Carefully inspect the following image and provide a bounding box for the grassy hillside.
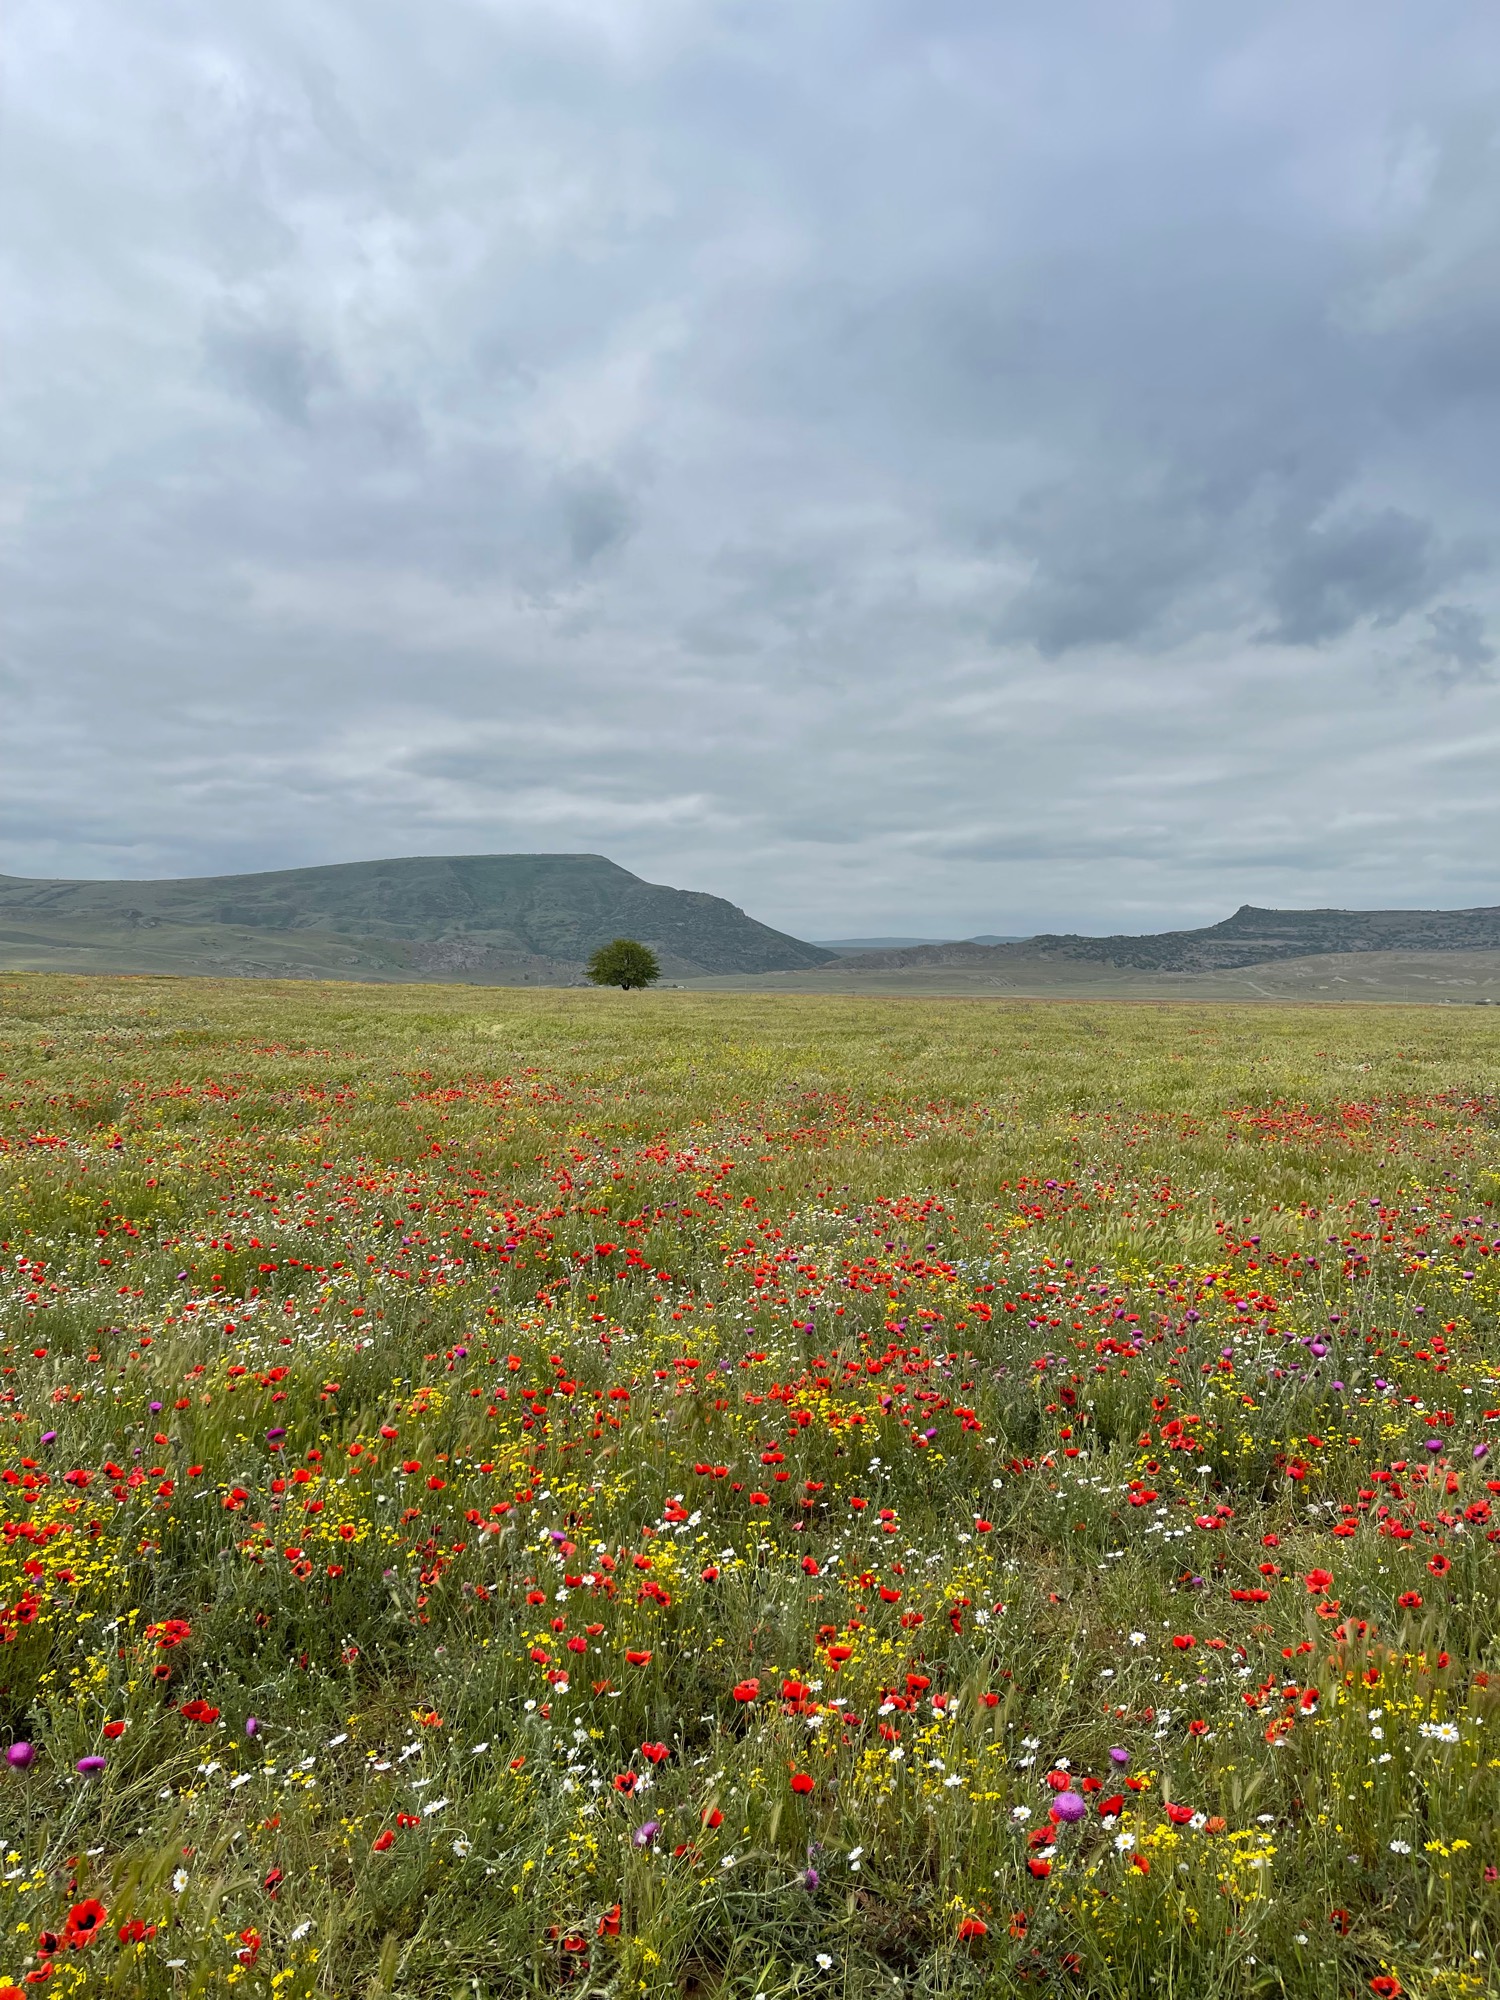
[0,854,834,981]
[0,974,1496,1997]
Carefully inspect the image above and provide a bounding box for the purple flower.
[803,1866,820,1890]
[1109,1746,1130,1767]
[632,1820,659,1848]
[39,1432,56,1447]
[1425,1439,1443,1453]
[245,1717,261,1737]
[1475,1444,1489,1462]
[6,1742,35,1770]
[1053,1791,1087,1824]
[75,1756,106,1775]
[149,1401,163,1414]
[266,1427,286,1441]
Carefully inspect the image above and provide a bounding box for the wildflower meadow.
[0,975,1497,2000]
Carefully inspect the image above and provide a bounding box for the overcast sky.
[3,0,1499,939]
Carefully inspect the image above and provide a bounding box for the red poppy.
[1027,1857,1052,1878]
[1428,1555,1451,1576]
[789,1772,815,1795]
[957,1917,988,1939]
[63,1899,108,1945]
[102,1720,126,1740]
[597,1903,622,1938]
[1304,1569,1334,1594]
[641,1742,669,1764]
[1164,1803,1195,1825]
[179,1699,219,1724]
[625,1650,652,1666]
[1398,1592,1423,1609]
[702,1806,724,1828]
[372,1830,395,1851]
[1329,1909,1351,1935]
[732,1679,760,1701]
[1370,1979,1403,1997]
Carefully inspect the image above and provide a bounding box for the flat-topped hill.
[836,903,1500,975]
[0,853,834,982]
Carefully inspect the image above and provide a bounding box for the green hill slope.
[0,854,833,982]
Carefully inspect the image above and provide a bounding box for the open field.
[0,976,1497,1998]
[682,950,1500,1005]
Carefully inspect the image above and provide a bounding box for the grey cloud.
[1261,507,1444,646]
[1420,603,1496,685]
[204,317,336,426]
[3,0,1500,937]
[561,475,635,567]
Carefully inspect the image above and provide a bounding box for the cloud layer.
[3,0,1498,936]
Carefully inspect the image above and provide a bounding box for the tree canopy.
[586,937,661,989]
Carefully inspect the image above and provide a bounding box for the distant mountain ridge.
[0,854,834,982]
[839,904,1500,975]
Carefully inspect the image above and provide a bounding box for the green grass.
[0,976,1496,1999]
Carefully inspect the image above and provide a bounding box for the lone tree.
[586,937,661,990]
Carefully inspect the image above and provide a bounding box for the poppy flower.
[1164,1803,1195,1825]
[641,1742,669,1764]
[1398,1591,1423,1609]
[102,1721,126,1740]
[613,1771,638,1792]
[625,1650,652,1666]
[372,1830,395,1851]
[702,1806,724,1828]
[1304,1569,1334,1594]
[597,1904,621,1938]
[957,1917,988,1939]
[732,1679,760,1701]
[64,1899,108,1944]
[1428,1555,1451,1576]
[1329,1909,1351,1935]
[790,1771,815,1795]
[1370,1978,1404,1997]
[1027,1857,1052,1878]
